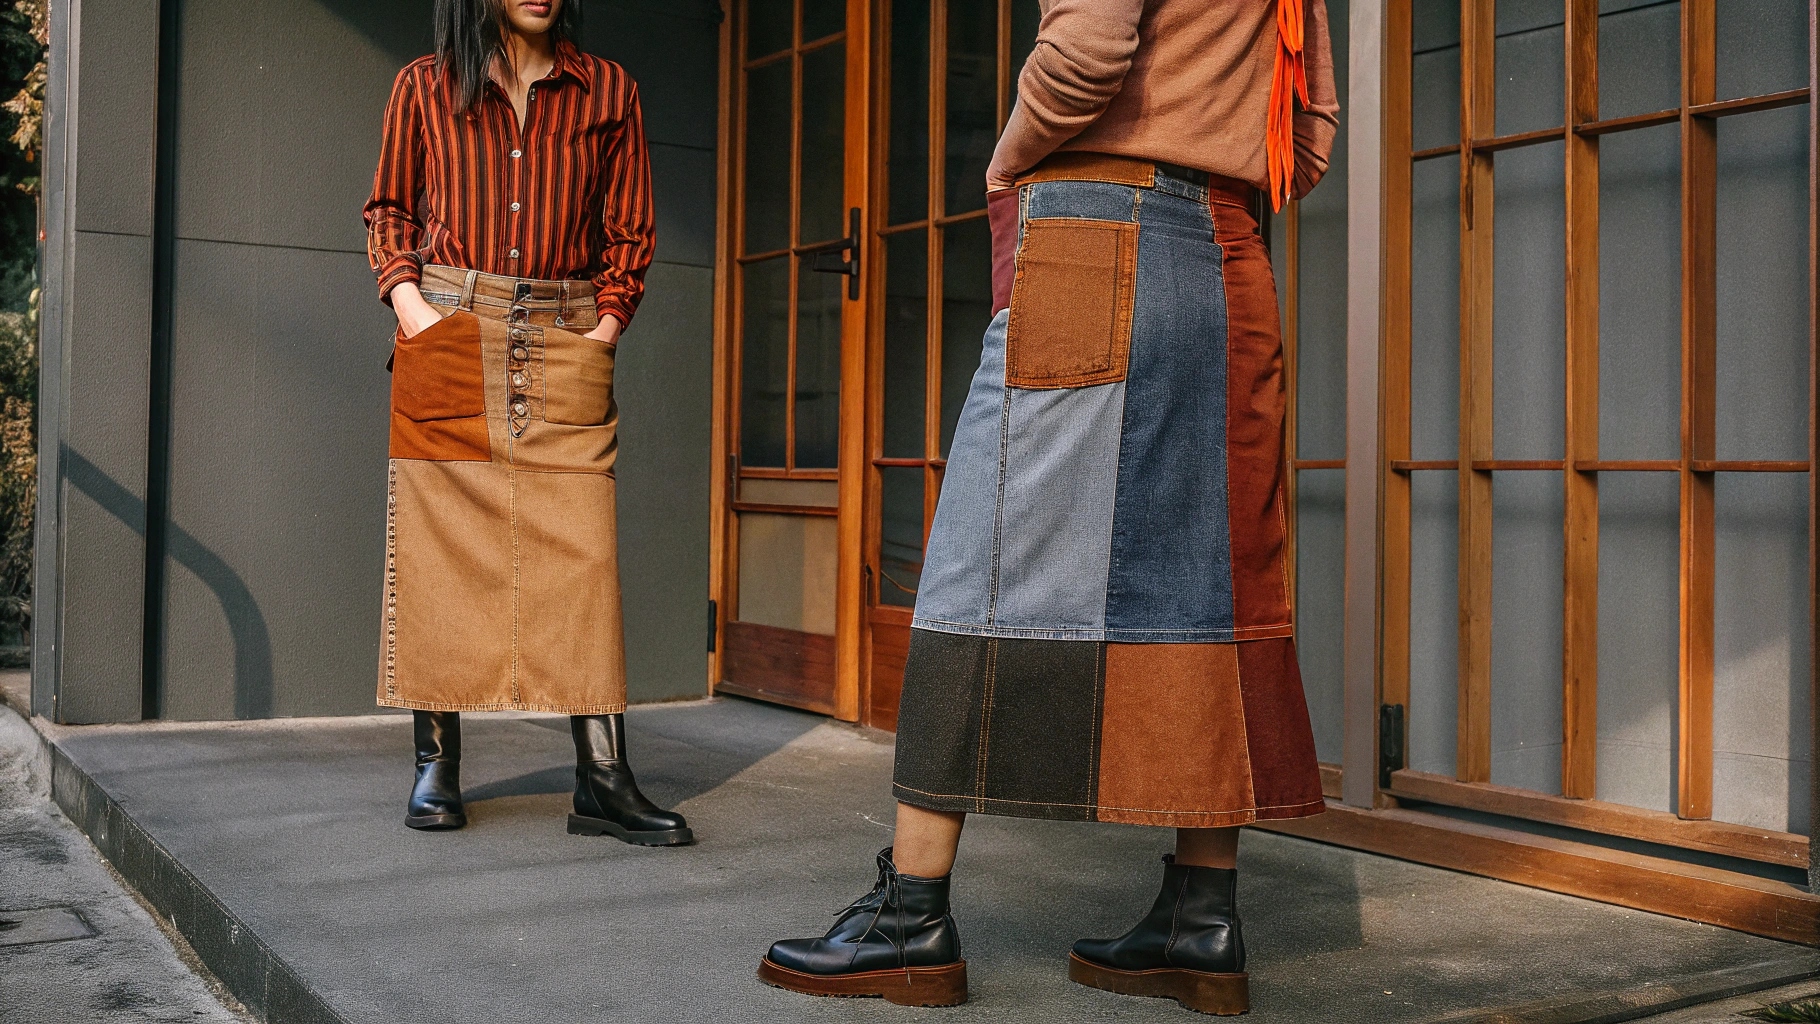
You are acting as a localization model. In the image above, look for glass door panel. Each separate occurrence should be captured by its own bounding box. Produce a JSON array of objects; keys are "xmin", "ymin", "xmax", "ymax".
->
[{"xmin": 722, "ymin": 0, "xmax": 863, "ymax": 715}]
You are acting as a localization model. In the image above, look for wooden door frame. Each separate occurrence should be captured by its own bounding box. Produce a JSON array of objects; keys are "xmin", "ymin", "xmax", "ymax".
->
[{"xmin": 709, "ymin": 0, "xmax": 872, "ymax": 723}]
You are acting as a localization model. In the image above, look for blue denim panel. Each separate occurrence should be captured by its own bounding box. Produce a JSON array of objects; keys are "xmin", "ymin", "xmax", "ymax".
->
[
  {"xmin": 1021, "ymin": 179, "xmax": 1140, "ymax": 224},
  {"xmin": 989, "ymin": 380, "xmax": 1125, "ymax": 636},
  {"xmin": 1103, "ymin": 187, "xmax": 1238, "ymax": 640},
  {"xmin": 913, "ymin": 309, "xmax": 1009, "ymax": 632}
]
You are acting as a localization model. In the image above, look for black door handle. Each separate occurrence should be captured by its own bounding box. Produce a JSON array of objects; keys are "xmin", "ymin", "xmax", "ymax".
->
[{"xmin": 806, "ymin": 207, "xmax": 861, "ymax": 300}]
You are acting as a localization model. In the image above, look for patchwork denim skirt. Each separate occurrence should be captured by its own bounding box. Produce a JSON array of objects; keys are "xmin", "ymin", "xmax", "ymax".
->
[{"xmin": 892, "ymin": 154, "xmax": 1325, "ymax": 828}]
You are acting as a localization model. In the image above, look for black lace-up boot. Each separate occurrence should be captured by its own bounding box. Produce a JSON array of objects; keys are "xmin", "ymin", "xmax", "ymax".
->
[
  {"xmin": 759, "ymin": 848, "xmax": 967, "ymax": 1006},
  {"xmin": 566, "ymin": 714, "xmax": 693, "ymax": 847},
  {"xmin": 405, "ymin": 710, "xmax": 466, "ymax": 830},
  {"xmin": 1070, "ymin": 856, "xmax": 1248, "ymax": 1015}
]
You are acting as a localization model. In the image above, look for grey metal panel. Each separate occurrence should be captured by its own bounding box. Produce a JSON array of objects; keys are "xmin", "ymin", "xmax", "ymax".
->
[
  {"xmin": 156, "ymin": 240, "xmax": 390, "ymax": 721},
  {"xmin": 1489, "ymin": 470, "xmax": 1564, "ymax": 795},
  {"xmin": 56, "ymin": 230, "xmax": 156, "ymax": 723},
  {"xmin": 1595, "ymin": 472, "xmax": 1677, "ymax": 813},
  {"xmin": 1408, "ymin": 471, "xmax": 1459, "ymax": 777},
  {"xmin": 1713, "ymin": 473, "xmax": 1812, "ymax": 834},
  {"xmin": 68, "ymin": 0, "xmax": 161, "ymax": 237},
  {"xmin": 616, "ymin": 262, "xmax": 714, "ymax": 705},
  {"xmin": 1716, "ymin": 0, "xmax": 1810, "ymax": 101},
  {"xmin": 581, "ymin": 2, "xmax": 722, "ymax": 152},
  {"xmin": 1492, "ymin": 141, "xmax": 1566, "ymax": 460},
  {"xmin": 1297, "ymin": 468, "xmax": 1345, "ymax": 764},
  {"xmin": 1598, "ymin": 123, "xmax": 1680, "ymax": 461},
  {"xmin": 1494, "ymin": 13, "xmax": 1564, "ymax": 138},
  {"xmin": 649, "ymin": 143, "xmax": 719, "ymax": 271},
  {"xmin": 1597, "ymin": 1, "xmax": 1679, "ymax": 121},
  {"xmin": 1715, "ymin": 106, "xmax": 1810, "ymax": 462},
  {"xmin": 1410, "ymin": 159, "xmax": 1459, "ymax": 460},
  {"xmin": 1296, "ymin": 0, "xmax": 1349, "ymax": 464},
  {"xmin": 1294, "ymin": 0, "xmax": 1348, "ymax": 763},
  {"xmin": 170, "ymin": 0, "xmax": 429, "ymax": 253}
]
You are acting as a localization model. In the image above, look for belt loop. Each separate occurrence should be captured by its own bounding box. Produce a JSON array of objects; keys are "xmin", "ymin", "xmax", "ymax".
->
[
  {"xmin": 561, "ymin": 280, "xmax": 571, "ymax": 317},
  {"xmin": 458, "ymin": 270, "xmax": 478, "ymax": 311}
]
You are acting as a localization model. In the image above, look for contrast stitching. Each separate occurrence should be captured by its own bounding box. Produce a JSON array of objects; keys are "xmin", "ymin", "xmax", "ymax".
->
[
  {"xmin": 508, "ymin": 467, "xmax": 522, "ymax": 705},
  {"xmin": 383, "ymin": 461, "xmax": 399, "ymax": 698},
  {"xmin": 975, "ymin": 638, "xmax": 998, "ymax": 812}
]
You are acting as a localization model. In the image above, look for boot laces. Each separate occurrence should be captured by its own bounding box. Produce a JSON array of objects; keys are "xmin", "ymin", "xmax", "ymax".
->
[{"xmin": 830, "ymin": 850, "xmax": 910, "ymax": 973}]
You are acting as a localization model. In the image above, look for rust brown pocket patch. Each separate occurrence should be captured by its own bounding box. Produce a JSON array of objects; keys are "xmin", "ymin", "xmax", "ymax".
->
[
  {"xmin": 1004, "ymin": 217, "xmax": 1137, "ymax": 389},
  {"xmin": 390, "ymin": 311, "xmax": 491, "ymax": 462},
  {"xmin": 542, "ymin": 328, "xmax": 617, "ymax": 426},
  {"xmin": 392, "ymin": 312, "xmax": 485, "ymax": 421}
]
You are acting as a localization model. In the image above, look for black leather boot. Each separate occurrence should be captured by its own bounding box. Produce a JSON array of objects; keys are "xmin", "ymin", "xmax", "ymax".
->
[
  {"xmin": 405, "ymin": 710, "xmax": 466, "ymax": 830},
  {"xmin": 758, "ymin": 848, "xmax": 968, "ymax": 1007},
  {"xmin": 1070, "ymin": 856, "xmax": 1248, "ymax": 1015},
  {"xmin": 566, "ymin": 714, "xmax": 693, "ymax": 847}
]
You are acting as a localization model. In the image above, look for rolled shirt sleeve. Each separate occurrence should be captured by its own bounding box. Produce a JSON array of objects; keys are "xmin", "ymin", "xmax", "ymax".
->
[
  {"xmin": 591, "ymin": 82, "xmax": 656, "ymax": 329},
  {"xmin": 364, "ymin": 68, "xmax": 428, "ymax": 304}
]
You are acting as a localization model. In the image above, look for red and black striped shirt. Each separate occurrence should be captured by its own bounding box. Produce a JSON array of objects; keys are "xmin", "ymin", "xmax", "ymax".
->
[{"xmin": 364, "ymin": 42, "xmax": 655, "ymax": 327}]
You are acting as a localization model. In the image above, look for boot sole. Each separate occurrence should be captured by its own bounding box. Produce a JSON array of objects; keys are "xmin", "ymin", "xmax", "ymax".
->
[
  {"xmin": 757, "ymin": 958, "xmax": 968, "ymax": 1007},
  {"xmin": 567, "ymin": 813, "xmax": 694, "ymax": 847},
  {"xmin": 1068, "ymin": 952, "xmax": 1249, "ymax": 1016},
  {"xmin": 405, "ymin": 813, "xmax": 466, "ymax": 830}
]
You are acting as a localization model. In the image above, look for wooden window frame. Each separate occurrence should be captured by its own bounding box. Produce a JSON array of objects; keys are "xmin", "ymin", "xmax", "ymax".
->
[{"xmin": 1377, "ymin": 0, "xmax": 1815, "ymax": 855}]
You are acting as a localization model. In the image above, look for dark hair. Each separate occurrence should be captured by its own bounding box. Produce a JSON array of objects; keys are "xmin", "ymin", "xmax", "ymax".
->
[{"xmin": 434, "ymin": 0, "xmax": 583, "ymax": 111}]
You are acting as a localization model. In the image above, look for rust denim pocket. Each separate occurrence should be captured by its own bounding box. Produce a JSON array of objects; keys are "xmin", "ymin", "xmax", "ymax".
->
[
  {"xmin": 391, "ymin": 311, "xmax": 485, "ymax": 421},
  {"xmin": 1004, "ymin": 217, "xmax": 1138, "ymax": 389},
  {"xmin": 542, "ymin": 328, "xmax": 617, "ymax": 426}
]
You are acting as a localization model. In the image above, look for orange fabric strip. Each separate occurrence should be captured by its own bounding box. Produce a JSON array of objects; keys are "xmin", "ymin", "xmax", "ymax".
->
[{"xmin": 1266, "ymin": 0, "xmax": 1309, "ymax": 211}]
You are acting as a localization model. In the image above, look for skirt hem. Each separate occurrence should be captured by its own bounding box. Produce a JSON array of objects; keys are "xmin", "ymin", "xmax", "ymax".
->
[
  {"xmin": 908, "ymin": 618, "xmax": 1296, "ymax": 643},
  {"xmin": 892, "ymin": 783, "xmax": 1327, "ymax": 828},
  {"xmin": 377, "ymin": 696, "xmax": 628, "ymax": 715}
]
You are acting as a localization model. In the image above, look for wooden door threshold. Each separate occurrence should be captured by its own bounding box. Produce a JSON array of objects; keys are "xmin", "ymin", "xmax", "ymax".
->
[{"xmin": 1254, "ymin": 800, "xmax": 1820, "ymax": 947}]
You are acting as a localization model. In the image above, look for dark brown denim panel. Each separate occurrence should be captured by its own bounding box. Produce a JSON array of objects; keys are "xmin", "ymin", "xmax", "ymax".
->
[
  {"xmin": 1004, "ymin": 218, "xmax": 1137, "ymax": 389},
  {"xmin": 389, "ymin": 311, "xmax": 492, "ymax": 462},
  {"xmin": 892, "ymin": 629, "xmax": 990, "ymax": 810}
]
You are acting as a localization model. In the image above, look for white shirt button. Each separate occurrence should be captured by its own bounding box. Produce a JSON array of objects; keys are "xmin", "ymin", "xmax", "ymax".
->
[
  {"xmin": 509, "ymin": 248, "xmax": 520, "ymax": 259},
  {"xmin": 510, "ymin": 202, "xmax": 521, "ymax": 212},
  {"xmin": 511, "ymin": 149, "xmax": 522, "ymax": 158}
]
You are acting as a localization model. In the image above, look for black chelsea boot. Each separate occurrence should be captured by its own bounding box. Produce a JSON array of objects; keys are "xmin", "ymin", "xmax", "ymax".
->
[
  {"xmin": 759, "ymin": 847, "xmax": 968, "ymax": 1007},
  {"xmin": 1070, "ymin": 856, "xmax": 1248, "ymax": 1015},
  {"xmin": 405, "ymin": 710, "xmax": 467, "ymax": 830},
  {"xmin": 566, "ymin": 713, "xmax": 693, "ymax": 846}
]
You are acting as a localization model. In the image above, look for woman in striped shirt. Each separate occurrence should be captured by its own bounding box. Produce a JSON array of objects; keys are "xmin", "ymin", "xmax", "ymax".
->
[{"xmin": 364, "ymin": 0, "xmax": 689, "ymax": 847}]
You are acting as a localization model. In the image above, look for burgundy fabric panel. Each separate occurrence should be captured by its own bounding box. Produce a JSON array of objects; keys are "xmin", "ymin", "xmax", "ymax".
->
[
  {"xmin": 1236, "ymin": 636, "xmax": 1324, "ymax": 818},
  {"xmin": 989, "ymin": 187, "xmax": 1019, "ymax": 316},
  {"xmin": 1215, "ymin": 198, "xmax": 1293, "ymax": 634}
]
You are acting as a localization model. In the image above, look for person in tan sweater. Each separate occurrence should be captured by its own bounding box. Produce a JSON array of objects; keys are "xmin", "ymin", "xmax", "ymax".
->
[{"xmin": 760, "ymin": 2, "xmax": 1339, "ymax": 1015}]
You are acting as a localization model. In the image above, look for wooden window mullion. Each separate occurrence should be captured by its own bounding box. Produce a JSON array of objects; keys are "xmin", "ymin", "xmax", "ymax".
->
[
  {"xmin": 1677, "ymin": 0, "xmax": 1718, "ymax": 822},
  {"xmin": 1457, "ymin": 0, "xmax": 1497, "ymax": 784},
  {"xmin": 1562, "ymin": 0, "xmax": 1602, "ymax": 800}
]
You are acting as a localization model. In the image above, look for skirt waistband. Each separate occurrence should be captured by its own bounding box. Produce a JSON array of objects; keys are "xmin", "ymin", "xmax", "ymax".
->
[
  {"xmin": 1016, "ymin": 152, "xmax": 1258, "ymax": 210},
  {"xmin": 420, "ymin": 265, "xmax": 598, "ymax": 319}
]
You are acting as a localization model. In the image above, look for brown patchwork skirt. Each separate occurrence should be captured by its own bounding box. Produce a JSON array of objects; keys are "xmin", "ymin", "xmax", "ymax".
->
[
  {"xmin": 378, "ymin": 266, "xmax": 626, "ymax": 714},
  {"xmin": 892, "ymin": 155, "xmax": 1325, "ymax": 828}
]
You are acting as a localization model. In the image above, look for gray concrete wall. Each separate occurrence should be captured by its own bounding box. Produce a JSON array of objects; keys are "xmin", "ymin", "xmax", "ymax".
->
[{"xmin": 38, "ymin": 0, "xmax": 720, "ymax": 722}]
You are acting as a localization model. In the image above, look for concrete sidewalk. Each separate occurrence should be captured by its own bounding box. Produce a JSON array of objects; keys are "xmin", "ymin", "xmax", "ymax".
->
[{"xmin": 32, "ymin": 696, "xmax": 1820, "ymax": 1024}]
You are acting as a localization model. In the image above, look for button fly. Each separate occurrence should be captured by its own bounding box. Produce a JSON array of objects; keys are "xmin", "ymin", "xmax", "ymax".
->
[{"xmin": 512, "ymin": 346, "xmax": 528, "ymax": 360}]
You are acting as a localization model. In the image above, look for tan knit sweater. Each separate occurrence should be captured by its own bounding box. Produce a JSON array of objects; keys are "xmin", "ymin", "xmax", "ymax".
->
[{"xmin": 990, "ymin": 0, "xmax": 1340, "ymax": 198}]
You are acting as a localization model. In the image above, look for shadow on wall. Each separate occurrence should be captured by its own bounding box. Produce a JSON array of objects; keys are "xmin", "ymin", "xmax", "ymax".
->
[{"xmin": 62, "ymin": 446, "xmax": 273, "ymax": 719}]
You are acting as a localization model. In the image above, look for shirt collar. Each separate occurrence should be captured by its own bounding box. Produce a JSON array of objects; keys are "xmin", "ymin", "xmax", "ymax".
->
[{"xmin": 548, "ymin": 41, "xmax": 593, "ymax": 91}]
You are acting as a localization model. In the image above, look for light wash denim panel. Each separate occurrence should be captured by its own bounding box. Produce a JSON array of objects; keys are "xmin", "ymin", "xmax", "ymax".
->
[{"xmin": 913, "ymin": 173, "xmax": 1250, "ymax": 642}]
